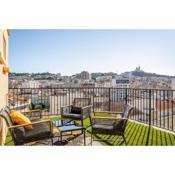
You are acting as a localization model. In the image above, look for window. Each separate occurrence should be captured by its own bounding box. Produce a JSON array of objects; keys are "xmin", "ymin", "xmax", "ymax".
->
[{"xmin": 3, "ymin": 35, "xmax": 6, "ymax": 60}]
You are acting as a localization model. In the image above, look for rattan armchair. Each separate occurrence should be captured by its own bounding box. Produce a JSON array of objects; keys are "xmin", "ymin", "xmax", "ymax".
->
[
  {"xmin": 90, "ymin": 104, "xmax": 134, "ymax": 145},
  {"xmin": 0, "ymin": 106, "xmax": 54, "ymax": 146},
  {"xmin": 61, "ymin": 98, "xmax": 92, "ymax": 128}
]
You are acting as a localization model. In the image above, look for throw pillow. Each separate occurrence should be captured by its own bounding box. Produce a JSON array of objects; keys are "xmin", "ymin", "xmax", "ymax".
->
[
  {"xmin": 71, "ymin": 106, "xmax": 81, "ymax": 114},
  {"xmin": 10, "ymin": 110, "xmax": 33, "ymax": 129}
]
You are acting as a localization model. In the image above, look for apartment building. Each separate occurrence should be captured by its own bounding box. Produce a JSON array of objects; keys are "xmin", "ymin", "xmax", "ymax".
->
[
  {"xmin": 115, "ymin": 79, "xmax": 130, "ymax": 88},
  {"xmin": 21, "ymin": 80, "xmax": 40, "ymax": 88},
  {"xmin": 172, "ymin": 78, "xmax": 175, "ymax": 90},
  {"xmin": 76, "ymin": 71, "xmax": 91, "ymax": 80}
]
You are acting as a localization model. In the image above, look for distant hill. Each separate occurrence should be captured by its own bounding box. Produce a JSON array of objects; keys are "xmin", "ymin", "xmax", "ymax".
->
[
  {"xmin": 122, "ymin": 70, "xmax": 175, "ymax": 78},
  {"xmin": 9, "ymin": 72, "xmax": 53, "ymax": 76}
]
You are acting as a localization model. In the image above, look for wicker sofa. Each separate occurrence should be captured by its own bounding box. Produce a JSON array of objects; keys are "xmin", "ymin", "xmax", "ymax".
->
[{"xmin": 0, "ymin": 106, "xmax": 54, "ymax": 145}]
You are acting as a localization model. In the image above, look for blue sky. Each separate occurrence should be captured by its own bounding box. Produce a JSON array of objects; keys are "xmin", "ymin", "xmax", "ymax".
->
[{"xmin": 9, "ymin": 29, "xmax": 175, "ymax": 76}]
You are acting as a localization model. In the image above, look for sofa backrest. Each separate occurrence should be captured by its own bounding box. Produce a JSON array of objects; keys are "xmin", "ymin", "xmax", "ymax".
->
[{"xmin": 0, "ymin": 106, "xmax": 14, "ymax": 127}]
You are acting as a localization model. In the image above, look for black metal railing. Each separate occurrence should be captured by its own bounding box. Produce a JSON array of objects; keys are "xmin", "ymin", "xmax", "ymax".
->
[{"xmin": 9, "ymin": 87, "xmax": 175, "ymax": 132}]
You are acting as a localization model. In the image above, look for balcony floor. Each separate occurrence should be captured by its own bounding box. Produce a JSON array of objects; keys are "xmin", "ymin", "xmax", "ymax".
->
[{"xmin": 5, "ymin": 113, "xmax": 175, "ymax": 146}]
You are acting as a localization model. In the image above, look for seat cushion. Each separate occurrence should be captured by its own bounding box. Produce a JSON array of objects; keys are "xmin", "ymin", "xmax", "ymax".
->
[
  {"xmin": 14, "ymin": 127, "xmax": 26, "ymax": 139},
  {"xmin": 92, "ymin": 124, "xmax": 115, "ymax": 134},
  {"xmin": 25, "ymin": 122, "xmax": 52, "ymax": 141},
  {"xmin": 94, "ymin": 119, "xmax": 116, "ymax": 125},
  {"xmin": 14, "ymin": 122, "xmax": 53, "ymax": 145},
  {"xmin": 92, "ymin": 120, "xmax": 127, "ymax": 135},
  {"xmin": 62, "ymin": 113, "xmax": 83, "ymax": 120}
]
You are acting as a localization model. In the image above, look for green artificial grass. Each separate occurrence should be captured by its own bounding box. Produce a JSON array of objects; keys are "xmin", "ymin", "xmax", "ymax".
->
[
  {"xmin": 5, "ymin": 113, "xmax": 175, "ymax": 146},
  {"xmin": 5, "ymin": 132, "xmax": 14, "ymax": 146},
  {"xmin": 83, "ymin": 113, "xmax": 175, "ymax": 146}
]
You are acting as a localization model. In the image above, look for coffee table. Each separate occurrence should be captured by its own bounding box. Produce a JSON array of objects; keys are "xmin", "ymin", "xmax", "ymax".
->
[{"xmin": 53, "ymin": 119, "xmax": 86, "ymax": 146}]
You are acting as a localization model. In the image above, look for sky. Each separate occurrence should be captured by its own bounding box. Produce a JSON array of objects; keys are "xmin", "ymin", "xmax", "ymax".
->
[{"xmin": 9, "ymin": 29, "xmax": 175, "ymax": 76}]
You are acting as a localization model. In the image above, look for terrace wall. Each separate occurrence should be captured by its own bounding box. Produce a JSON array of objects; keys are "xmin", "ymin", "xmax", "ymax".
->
[{"xmin": 0, "ymin": 30, "xmax": 10, "ymax": 110}]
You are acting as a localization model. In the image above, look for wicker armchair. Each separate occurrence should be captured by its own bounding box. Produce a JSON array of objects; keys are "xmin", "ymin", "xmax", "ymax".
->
[
  {"xmin": 0, "ymin": 106, "xmax": 54, "ymax": 146},
  {"xmin": 91, "ymin": 104, "xmax": 134, "ymax": 145},
  {"xmin": 61, "ymin": 98, "xmax": 92, "ymax": 128}
]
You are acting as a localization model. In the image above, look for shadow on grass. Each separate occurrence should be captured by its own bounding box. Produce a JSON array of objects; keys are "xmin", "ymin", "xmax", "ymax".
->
[
  {"xmin": 145, "ymin": 125, "xmax": 151, "ymax": 146},
  {"xmin": 91, "ymin": 121, "xmax": 175, "ymax": 146},
  {"xmin": 93, "ymin": 134, "xmax": 125, "ymax": 146}
]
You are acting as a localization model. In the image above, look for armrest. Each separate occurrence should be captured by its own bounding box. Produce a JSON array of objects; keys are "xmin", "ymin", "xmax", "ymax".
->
[
  {"xmin": 94, "ymin": 111, "xmax": 124, "ymax": 114},
  {"xmin": 109, "ymin": 111, "xmax": 124, "ymax": 115},
  {"xmin": 8, "ymin": 119, "xmax": 51, "ymax": 129},
  {"xmin": 81, "ymin": 105, "xmax": 92, "ymax": 110},
  {"xmin": 91, "ymin": 116, "xmax": 128, "ymax": 121}
]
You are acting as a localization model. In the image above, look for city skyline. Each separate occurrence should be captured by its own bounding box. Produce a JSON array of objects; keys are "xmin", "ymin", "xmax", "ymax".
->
[
  {"xmin": 9, "ymin": 67, "xmax": 175, "ymax": 78},
  {"xmin": 9, "ymin": 29, "xmax": 175, "ymax": 76}
]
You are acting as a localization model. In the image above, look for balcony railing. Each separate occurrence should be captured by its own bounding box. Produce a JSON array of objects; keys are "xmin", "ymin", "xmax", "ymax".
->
[{"xmin": 9, "ymin": 87, "xmax": 175, "ymax": 132}]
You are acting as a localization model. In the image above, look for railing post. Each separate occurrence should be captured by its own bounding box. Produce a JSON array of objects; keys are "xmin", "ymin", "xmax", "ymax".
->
[
  {"xmin": 69, "ymin": 88, "xmax": 70, "ymax": 106},
  {"xmin": 125, "ymin": 88, "xmax": 128, "ymax": 105},
  {"xmin": 149, "ymin": 89, "xmax": 152, "ymax": 126},
  {"xmin": 93, "ymin": 88, "xmax": 95, "ymax": 114},
  {"xmin": 109, "ymin": 88, "xmax": 111, "ymax": 112}
]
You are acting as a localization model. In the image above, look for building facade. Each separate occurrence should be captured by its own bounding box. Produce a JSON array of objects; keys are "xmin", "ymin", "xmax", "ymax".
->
[
  {"xmin": 0, "ymin": 30, "xmax": 10, "ymax": 110},
  {"xmin": 172, "ymin": 78, "xmax": 175, "ymax": 90},
  {"xmin": 115, "ymin": 79, "xmax": 130, "ymax": 89},
  {"xmin": 21, "ymin": 80, "xmax": 40, "ymax": 88},
  {"xmin": 79, "ymin": 71, "xmax": 91, "ymax": 80},
  {"xmin": 0, "ymin": 29, "xmax": 10, "ymax": 145}
]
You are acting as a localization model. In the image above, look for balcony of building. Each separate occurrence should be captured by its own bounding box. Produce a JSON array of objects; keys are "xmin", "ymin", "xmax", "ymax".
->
[{"xmin": 3, "ymin": 87, "xmax": 175, "ymax": 146}]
